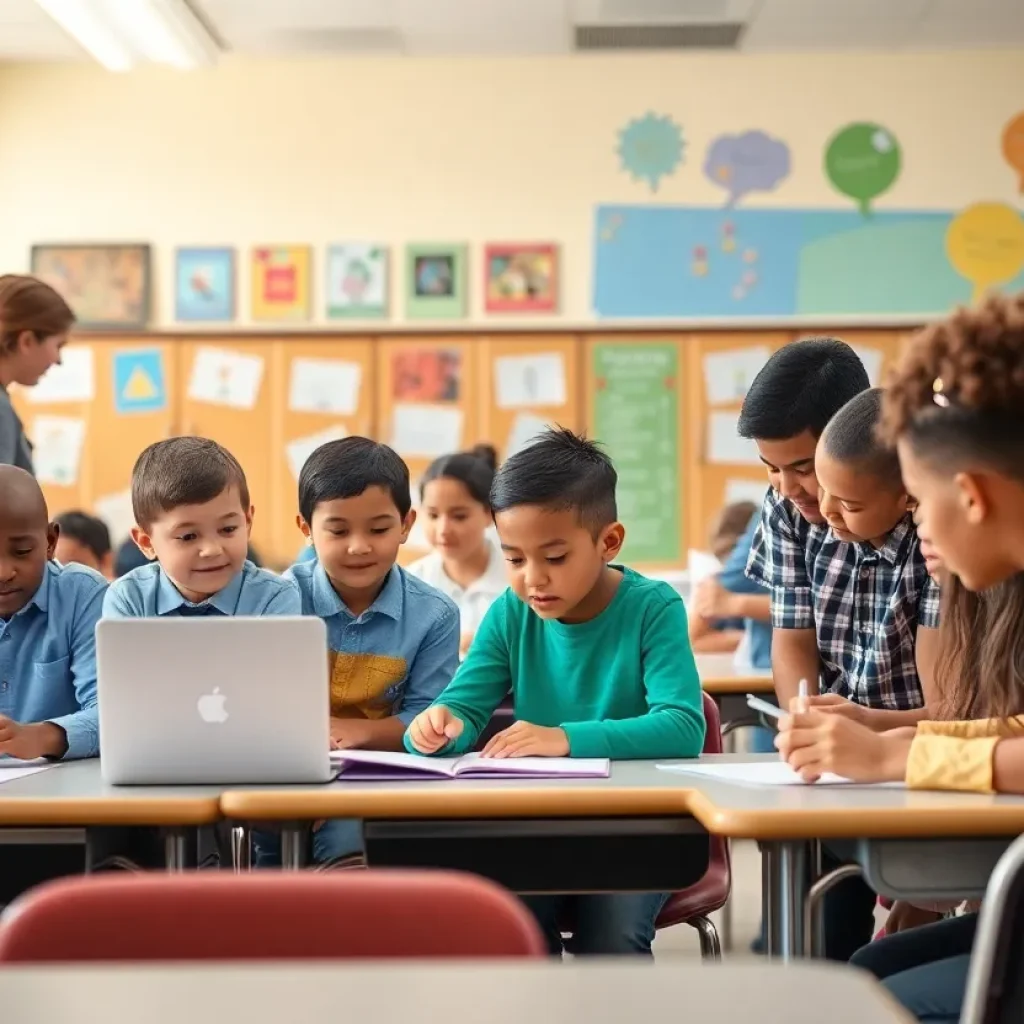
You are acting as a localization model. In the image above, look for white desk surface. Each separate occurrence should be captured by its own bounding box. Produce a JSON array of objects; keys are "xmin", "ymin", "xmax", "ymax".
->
[{"xmin": 3, "ymin": 960, "xmax": 914, "ymax": 1024}]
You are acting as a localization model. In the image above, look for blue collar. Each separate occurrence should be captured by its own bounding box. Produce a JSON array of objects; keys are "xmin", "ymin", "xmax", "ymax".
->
[
  {"xmin": 310, "ymin": 562, "xmax": 403, "ymax": 621},
  {"xmin": 155, "ymin": 563, "xmax": 246, "ymax": 615}
]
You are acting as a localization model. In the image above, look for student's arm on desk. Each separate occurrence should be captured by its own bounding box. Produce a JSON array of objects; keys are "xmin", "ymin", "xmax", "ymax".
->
[
  {"xmin": 772, "ymin": 628, "xmax": 821, "ymax": 706},
  {"xmin": 688, "ymin": 609, "xmax": 744, "ymax": 654}
]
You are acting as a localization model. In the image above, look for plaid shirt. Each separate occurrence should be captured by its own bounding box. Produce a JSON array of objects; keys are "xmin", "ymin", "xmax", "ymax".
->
[{"xmin": 745, "ymin": 490, "xmax": 940, "ymax": 711}]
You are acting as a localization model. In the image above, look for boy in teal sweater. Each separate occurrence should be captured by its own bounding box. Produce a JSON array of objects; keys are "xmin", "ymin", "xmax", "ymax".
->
[{"xmin": 406, "ymin": 428, "xmax": 705, "ymax": 956}]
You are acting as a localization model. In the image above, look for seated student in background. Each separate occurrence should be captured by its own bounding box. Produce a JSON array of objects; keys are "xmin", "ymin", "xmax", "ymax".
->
[
  {"xmin": 778, "ymin": 293, "xmax": 1024, "ymax": 1024},
  {"xmin": 0, "ymin": 467, "xmax": 104, "ymax": 762},
  {"xmin": 406, "ymin": 429, "xmax": 705, "ymax": 956},
  {"xmin": 256, "ymin": 437, "xmax": 459, "ymax": 869},
  {"xmin": 103, "ymin": 437, "xmax": 294, "ymax": 618},
  {"xmin": 54, "ymin": 510, "xmax": 113, "ymax": 578},
  {"xmin": 406, "ymin": 443, "xmax": 506, "ymax": 657},
  {"xmin": 688, "ymin": 499, "xmax": 761, "ymax": 655}
]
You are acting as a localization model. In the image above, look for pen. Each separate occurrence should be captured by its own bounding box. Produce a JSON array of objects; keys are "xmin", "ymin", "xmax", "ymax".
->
[
  {"xmin": 797, "ymin": 677, "xmax": 809, "ymax": 712},
  {"xmin": 745, "ymin": 694, "xmax": 784, "ymax": 720}
]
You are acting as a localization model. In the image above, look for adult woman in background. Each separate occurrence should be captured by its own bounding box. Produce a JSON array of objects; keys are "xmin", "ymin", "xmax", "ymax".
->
[{"xmin": 0, "ymin": 274, "xmax": 75, "ymax": 472}]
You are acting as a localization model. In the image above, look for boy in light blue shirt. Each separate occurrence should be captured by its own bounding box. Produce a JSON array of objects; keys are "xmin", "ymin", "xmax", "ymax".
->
[
  {"xmin": 103, "ymin": 437, "xmax": 299, "ymax": 619},
  {"xmin": 254, "ymin": 437, "xmax": 459, "ymax": 868}
]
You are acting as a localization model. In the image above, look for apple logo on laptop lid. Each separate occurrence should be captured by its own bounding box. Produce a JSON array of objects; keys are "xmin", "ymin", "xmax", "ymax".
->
[{"xmin": 197, "ymin": 687, "xmax": 229, "ymax": 724}]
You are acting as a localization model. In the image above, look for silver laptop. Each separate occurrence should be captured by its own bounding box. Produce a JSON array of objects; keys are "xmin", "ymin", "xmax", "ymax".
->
[{"xmin": 97, "ymin": 617, "xmax": 332, "ymax": 785}]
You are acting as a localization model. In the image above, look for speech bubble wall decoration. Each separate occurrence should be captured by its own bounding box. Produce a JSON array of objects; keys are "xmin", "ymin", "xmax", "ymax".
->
[
  {"xmin": 825, "ymin": 122, "xmax": 901, "ymax": 216},
  {"xmin": 703, "ymin": 130, "xmax": 791, "ymax": 208},
  {"xmin": 616, "ymin": 112, "xmax": 685, "ymax": 193},
  {"xmin": 1002, "ymin": 112, "xmax": 1024, "ymax": 194}
]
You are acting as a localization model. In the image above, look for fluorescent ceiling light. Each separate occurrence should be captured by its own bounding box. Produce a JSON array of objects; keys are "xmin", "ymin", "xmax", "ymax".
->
[{"xmin": 34, "ymin": 0, "xmax": 219, "ymax": 72}]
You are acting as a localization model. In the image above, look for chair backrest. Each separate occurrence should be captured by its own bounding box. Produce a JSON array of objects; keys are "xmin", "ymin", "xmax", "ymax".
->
[
  {"xmin": 960, "ymin": 833, "xmax": 1024, "ymax": 1024},
  {"xmin": 0, "ymin": 869, "xmax": 545, "ymax": 963},
  {"xmin": 701, "ymin": 692, "xmax": 724, "ymax": 754}
]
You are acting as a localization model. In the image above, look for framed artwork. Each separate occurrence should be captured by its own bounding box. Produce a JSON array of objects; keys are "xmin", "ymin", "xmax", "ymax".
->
[
  {"xmin": 175, "ymin": 247, "xmax": 235, "ymax": 322},
  {"xmin": 31, "ymin": 243, "xmax": 151, "ymax": 330},
  {"xmin": 405, "ymin": 243, "xmax": 467, "ymax": 319},
  {"xmin": 251, "ymin": 245, "xmax": 312, "ymax": 321},
  {"xmin": 484, "ymin": 243, "xmax": 558, "ymax": 313},
  {"xmin": 326, "ymin": 244, "xmax": 388, "ymax": 319}
]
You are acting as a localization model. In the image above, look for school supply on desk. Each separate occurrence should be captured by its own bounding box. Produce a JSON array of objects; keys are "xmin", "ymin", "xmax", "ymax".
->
[
  {"xmin": 656, "ymin": 760, "xmax": 904, "ymax": 788},
  {"xmin": 0, "ymin": 760, "xmax": 57, "ymax": 785},
  {"xmin": 331, "ymin": 749, "xmax": 610, "ymax": 781}
]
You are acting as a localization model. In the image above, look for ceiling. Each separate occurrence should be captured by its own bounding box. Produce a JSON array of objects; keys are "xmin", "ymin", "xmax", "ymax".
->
[{"xmin": 3, "ymin": 0, "xmax": 1024, "ymax": 62}]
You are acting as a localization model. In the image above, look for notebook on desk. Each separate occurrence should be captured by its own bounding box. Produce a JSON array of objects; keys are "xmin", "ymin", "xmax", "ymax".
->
[{"xmin": 331, "ymin": 749, "xmax": 611, "ymax": 781}]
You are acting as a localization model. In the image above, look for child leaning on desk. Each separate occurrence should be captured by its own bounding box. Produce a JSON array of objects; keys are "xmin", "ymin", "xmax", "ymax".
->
[
  {"xmin": 405, "ymin": 428, "xmax": 706, "ymax": 957},
  {"xmin": 776, "ymin": 293, "xmax": 1024, "ymax": 1024}
]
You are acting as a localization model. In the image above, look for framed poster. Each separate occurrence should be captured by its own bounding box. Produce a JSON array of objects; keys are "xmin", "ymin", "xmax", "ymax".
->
[
  {"xmin": 405, "ymin": 243, "xmax": 467, "ymax": 319},
  {"xmin": 326, "ymin": 244, "xmax": 388, "ymax": 318},
  {"xmin": 251, "ymin": 245, "xmax": 312, "ymax": 321},
  {"xmin": 175, "ymin": 247, "xmax": 235, "ymax": 322},
  {"xmin": 484, "ymin": 243, "xmax": 558, "ymax": 313}
]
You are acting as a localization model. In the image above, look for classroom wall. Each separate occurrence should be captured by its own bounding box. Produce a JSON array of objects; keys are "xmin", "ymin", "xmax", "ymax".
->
[{"xmin": 0, "ymin": 51, "xmax": 1021, "ymax": 327}]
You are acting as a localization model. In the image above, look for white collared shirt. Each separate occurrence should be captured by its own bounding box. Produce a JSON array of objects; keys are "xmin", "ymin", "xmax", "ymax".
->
[{"xmin": 406, "ymin": 539, "xmax": 508, "ymax": 640}]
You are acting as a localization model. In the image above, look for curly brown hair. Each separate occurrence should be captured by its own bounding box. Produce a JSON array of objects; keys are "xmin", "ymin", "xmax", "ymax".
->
[{"xmin": 878, "ymin": 292, "xmax": 1024, "ymax": 477}]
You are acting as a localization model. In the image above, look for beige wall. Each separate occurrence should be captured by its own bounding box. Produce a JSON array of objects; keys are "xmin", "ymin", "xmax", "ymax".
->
[{"xmin": 0, "ymin": 50, "xmax": 1021, "ymax": 327}]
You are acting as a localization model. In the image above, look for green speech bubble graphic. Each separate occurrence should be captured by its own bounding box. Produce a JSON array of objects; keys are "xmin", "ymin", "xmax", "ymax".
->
[{"xmin": 824, "ymin": 122, "xmax": 901, "ymax": 216}]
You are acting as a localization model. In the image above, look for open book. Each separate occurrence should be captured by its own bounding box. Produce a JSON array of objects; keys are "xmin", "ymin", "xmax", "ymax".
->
[{"xmin": 330, "ymin": 749, "xmax": 610, "ymax": 781}]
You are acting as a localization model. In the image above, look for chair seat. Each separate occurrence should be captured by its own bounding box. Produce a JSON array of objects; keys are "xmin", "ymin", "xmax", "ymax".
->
[{"xmin": 655, "ymin": 837, "xmax": 730, "ymax": 928}]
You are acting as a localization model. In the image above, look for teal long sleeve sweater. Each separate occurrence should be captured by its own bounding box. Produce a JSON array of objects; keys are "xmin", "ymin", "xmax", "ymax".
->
[{"xmin": 404, "ymin": 567, "xmax": 706, "ymax": 760}]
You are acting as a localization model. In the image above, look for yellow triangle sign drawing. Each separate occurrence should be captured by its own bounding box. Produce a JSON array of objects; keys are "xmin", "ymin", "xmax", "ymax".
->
[{"xmin": 123, "ymin": 366, "xmax": 158, "ymax": 401}]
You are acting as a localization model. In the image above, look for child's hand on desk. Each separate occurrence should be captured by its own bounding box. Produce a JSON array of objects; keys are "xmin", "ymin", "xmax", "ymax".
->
[
  {"xmin": 0, "ymin": 716, "xmax": 64, "ymax": 760},
  {"xmin": 407, "ymin": 707, "xmax": 463, "ymax": 754},
  {"xmin": 482, "ymin": 722, "xmax": 569, "ymax": 759},
  {"xmin": 775, "ymin": 709, "xmax": 912, "ymax": 783},
  {"xmin": 330, "ymin": 717, "xmax": 375, "ymax": 751}
]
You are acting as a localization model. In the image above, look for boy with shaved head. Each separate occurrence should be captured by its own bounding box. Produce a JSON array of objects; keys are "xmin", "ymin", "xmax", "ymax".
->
[{"xmin": 0, "ymin": 465, "xmax": 105, "ymax": 762}]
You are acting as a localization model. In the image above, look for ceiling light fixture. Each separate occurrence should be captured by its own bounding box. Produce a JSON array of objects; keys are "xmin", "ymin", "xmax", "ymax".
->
[{"xmin": 34, "ymin": 0, "xmax": 219, "ymax": 72}]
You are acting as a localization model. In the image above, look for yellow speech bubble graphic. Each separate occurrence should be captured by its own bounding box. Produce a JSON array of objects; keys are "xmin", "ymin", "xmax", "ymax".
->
[
  {"xmin": 946, "ymin": 202, "xmax": 1024, "ymax": 302},
  {"xmin": 1002, "ymin": 112, "xmax": 1024, "ymax": 193}
]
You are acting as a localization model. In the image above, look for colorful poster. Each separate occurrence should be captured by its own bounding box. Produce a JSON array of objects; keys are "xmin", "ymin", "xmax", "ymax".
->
[
  {"xmin": 113, "ymin": 349, "xmax": 166, "ymax": 415},
  {"xmin": 591, "ymin": 343, "xmax": 680, "ymax": 564},
  {"xmin": 392, "ymin": 350, "xmax": 460, "ymax": 402},
  {"xmin": 704, "ymin": 131, "xmax": 790, "ymax": 208},
  {"xmin": 251, "ymin": 246, "xmax": 312, "ymax": 321},
  {"xmin": 616, "ymin": 112, "xmax": 684, "ymax": 192},
  {"xmin": 824, "ymin": 123, "xmax": 901, "ymax": 216},
  {"xmin": 405, "ymin": 244, "xmax": 468, "ymax": 319},
  {"xmin": 175, "ymin": 248, "xmax": 234, "ymax": 322},
  {"xmin": 326, "ymin": 244, "xmax": 388, "ymax": 319}
]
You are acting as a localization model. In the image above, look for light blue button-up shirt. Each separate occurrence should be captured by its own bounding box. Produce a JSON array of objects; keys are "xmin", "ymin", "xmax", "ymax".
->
[
  {"xmin": 283, "ymin": 561, "xmax": 459, "ymax": 725},
  {"xmin": 0, "ymin": 561, "xmax": 105, "ymax": 760},
  {"xmin": 102, "ymin": 559, "xmax": 300, "ymax": 618}
]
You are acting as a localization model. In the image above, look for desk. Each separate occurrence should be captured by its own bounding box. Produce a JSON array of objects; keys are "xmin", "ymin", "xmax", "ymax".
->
[
  {"xmin": 695, "ymin": 653, "xmax": 774, "ymax": 739},
  {"xmin": 0, "ymin": 760, "xmax": 223, "ymax": 870},
  {"xmin": 3, "ymin": 960, "xmax": 914, "ymax": 1024}
]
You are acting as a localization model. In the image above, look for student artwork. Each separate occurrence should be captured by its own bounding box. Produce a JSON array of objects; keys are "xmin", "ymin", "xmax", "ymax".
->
[
  {"xmin": 391, "ymin": 349, "xmax": 461, "ymax": 402},
  {"xmin": 31, "ymin": 244, "xmax": 150, "ymax": 330},
  {"xmin": 1002, "ymin": 111, "xmax": 1024, "ymax": 192},
  {"xmin": 616, "ymin": 112, "xmax": 684, "ymax": 193},
  {"xmin": 390, "ymin": 403, "xmax": 463, "ymax": 458},
  {"xmin": 706, "ymin": 411, "xmax": 760, "ymax": 466},
  {"xmin": 288, "ymin": 358, "xmax": 361, "ymax": 416},
  {"xmin": 493, "ymin": 352, "xmax": 567, "ymax": 409},
  {"xmin": 484, "ymin": 244, "xmax": 558, "ymax": 313},
  {"xmin": 824, "ymin": 123, "xmax": 901, "ymax": 217},
  {"xmin": 30, "ymin": 415, "xmax": 86, "ymax": 486},
  {"xmin": 112, "ymin": 348, "xmax": 167, "ymax": 415},
  {"xmin": 405, "ymin": 244, "xmax": 468, "ymax": 319},
  {"xmin": 285, "ymin": 425, "xmax": 348, "ymax": 481},
  {"xmin": 703, "ymin": 130, "xmax": 791, "ymax": 208},
  {"xmin": 25, "ymin": 345, "xmax": 94, "ymax": 404},
  {"xmin": 702, "ymin": 347, "xmax": 771, "ymax": 405},
  {"xmin": 175, "ymin": 248, "xmax": 234, "ymax": 322},
  {"xmin": 945, "ymin": 202, "xmax": 1024, "ymax": 302},
  {"xmin": 325, "ymin": 244, "xmax": 388, "ymax": 319},
  {"xmin": 187, "ymin": 346, "xmax": 264, "ymax": 410},
  {"xmin": 251, "ymin": 246, "xmax": 312, "ymax": 321}
]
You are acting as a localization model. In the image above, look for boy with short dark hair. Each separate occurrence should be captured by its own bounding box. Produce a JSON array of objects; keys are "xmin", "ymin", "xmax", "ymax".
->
[
  {"xmin": 406, "ymin": 428, "xmax": 704, "ymax": 956},
  {"xmin": 54, "ymin": 510, "xmax": 113, "ymax": 578},
  {"xmin": 259, "ymin": 436, "xmax": 459, "ymax": 867},
  {"xmin": 103, "ymin": 437, "xmax": 298, "ymax": 618}
]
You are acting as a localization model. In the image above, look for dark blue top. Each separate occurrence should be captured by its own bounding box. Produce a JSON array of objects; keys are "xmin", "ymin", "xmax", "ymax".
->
[{"xmin": 718, "ymin": 509, "xmax": 772, "ymax": 670}]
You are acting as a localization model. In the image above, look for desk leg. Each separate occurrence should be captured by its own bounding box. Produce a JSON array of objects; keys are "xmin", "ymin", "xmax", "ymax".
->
[
  {"xmin": 164, "ymin": 830, "xmax": 188, "ymax": 873},
  {"xmin": 280, "ymin": 826, "xmax": 306, "ymax": 870},
  {"xmin": 761, "ymin": 840, "xmax": 810, "ymax": 962}
]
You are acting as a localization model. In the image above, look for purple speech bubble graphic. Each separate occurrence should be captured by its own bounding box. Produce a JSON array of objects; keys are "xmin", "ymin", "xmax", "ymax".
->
[{"xmin": 704, "ymin": 130, "xmax": 791, "ymax": 207}]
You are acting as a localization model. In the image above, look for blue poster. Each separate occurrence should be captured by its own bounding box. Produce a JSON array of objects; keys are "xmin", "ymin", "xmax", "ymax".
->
[{"xmin": 113, "ymin": 349, "xmax": 166, "ymax": 415}]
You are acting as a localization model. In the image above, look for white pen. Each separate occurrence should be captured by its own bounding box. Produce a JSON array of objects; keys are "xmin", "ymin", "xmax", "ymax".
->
[
  {"xmin": 745, "ymin": 694, "xmax": 784, "ymax": 720},
  {"xmin": 797, "ymin": 677, "xmax": 809, "ymax": 712}
]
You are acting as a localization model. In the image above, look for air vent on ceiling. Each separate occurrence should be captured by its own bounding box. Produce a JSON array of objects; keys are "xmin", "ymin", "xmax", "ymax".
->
[{"xmin": 575, "ymin": 22, "xmax": 744, "ymax": 50}]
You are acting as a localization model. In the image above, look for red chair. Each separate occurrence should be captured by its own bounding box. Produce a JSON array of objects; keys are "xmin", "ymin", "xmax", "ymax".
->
[{"xmin": 0, "ymin": 869, "xmax": 545, "ymax": 963}]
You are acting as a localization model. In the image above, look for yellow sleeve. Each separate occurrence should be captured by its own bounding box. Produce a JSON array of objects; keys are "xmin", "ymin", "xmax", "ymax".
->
[
  {"xmin": 906, "ymin": 734, "xmax": 1001, "ymax": 792},
  {"xmin": 916, "ymin": 715, "xmax": 1024, "ymax": 739}
]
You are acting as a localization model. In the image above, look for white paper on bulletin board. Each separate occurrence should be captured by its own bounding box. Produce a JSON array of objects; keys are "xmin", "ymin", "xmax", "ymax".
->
[
  {"xmin": 286, "ymin": 425, "xmax": 348, "ymax": 480},
  {"xmin": 706, "ymin": 411, "xmax": 761, "ymax": 466},
  {"xmin": 26, "ymin": 346, "xmax": 94, "ymax": 403},
  {"xmin": 288, "ymin": 358, "xmax": 361, "ymax": 416},
  {"xmin": 390, "ymin": 403, "xmax": 463, "ymax": 457},
  {"xmin": 187, "ymin": 347, "xmax": 264, "ymax": 410},
  {"xmin": 724, "ymin": 478, "xmax": 769, "ymax": 508},
  {"xmin": 93, "ymin": 489, "xmax": 136, "ymax": 547},
  {"xmin": 31, "ymin": 415, "xmax": 86, "ymax": 486},
  {"xmin": 702, "ymin": 346, "xmax": 771, "ymax": 405},
  {"xmin": 494, "ymin": 353, "xmax": 567, "ymax": 409},
  {"xmin": 849, "ymin": 345, "xmax": 884, "ymax": 386}
]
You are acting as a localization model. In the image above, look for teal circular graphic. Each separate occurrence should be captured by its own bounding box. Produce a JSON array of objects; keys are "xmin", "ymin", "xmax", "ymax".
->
[
  {"xmin": 824, "ymin": 122, "xmax": 901, "ymax": 216},
  {"xmin": 617, "ymin": 112, "xmax": 684, "ymax": 193}
]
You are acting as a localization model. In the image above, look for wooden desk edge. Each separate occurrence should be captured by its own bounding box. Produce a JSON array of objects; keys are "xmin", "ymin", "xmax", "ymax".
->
[
  {"xmin": 0, "ymin": 798, "xmax": 222, "ymax": 827},
  {"xmin": 702, "ymin": 677, "xmax": 774, "ymax": 695}
]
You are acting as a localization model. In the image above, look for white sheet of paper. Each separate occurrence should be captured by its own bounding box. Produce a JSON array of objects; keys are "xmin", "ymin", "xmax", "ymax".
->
[
  {"xmin": 288, "ymin": 358, "xmax": 361, "ymax": 416},
  {"xmin": 505, "ymin": 412, "xmax": 550, "ymax": 457},
  {"xmin": 93, "ymin": 489, "xmax": 136, "ymax": 547},
  {"xmin": 850, "ymin": 345, "xmax": 884, "ymax": 386},
  {"xmin": 30, "ymin": 415, "xmax": 86, "ymax": 486},
  {"xmin": 724, "ymin": 478, "xmax": 769, "ymax": 507},
  {"xmin": 707, "ymin": 411, "xmax": 761, "ymax": 466},
  {"xmin": 494, "ymin": 353, "xmax": 567, "ymax": 410},
  {"xmin": 187, "ymin": 347, "xmax": 264, "ymax": 410},
  {"xmin": 657, "ymin": 761, "xmax": 905, "ymax": 788},
  {"xmin": 0, "ymin": 762, "xmax": 57, "ymax": 785},
  {"xmin": 390, "ymin": 403, "xmax": 462, "ymax": 457},
  {"xmin": 687, "ymin": 549, "xmax": 721, "ymax": 585},
  {"xmin": 285, "ymin": 425, "xmax": 348, "ymax": 481},
  {"xmin": 26, "ymin": 346, "xmax": 94, "ymax": 403},
  {"xmin": 703, "ymin": 346, "xmax": 771, "ymax": 404}
]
